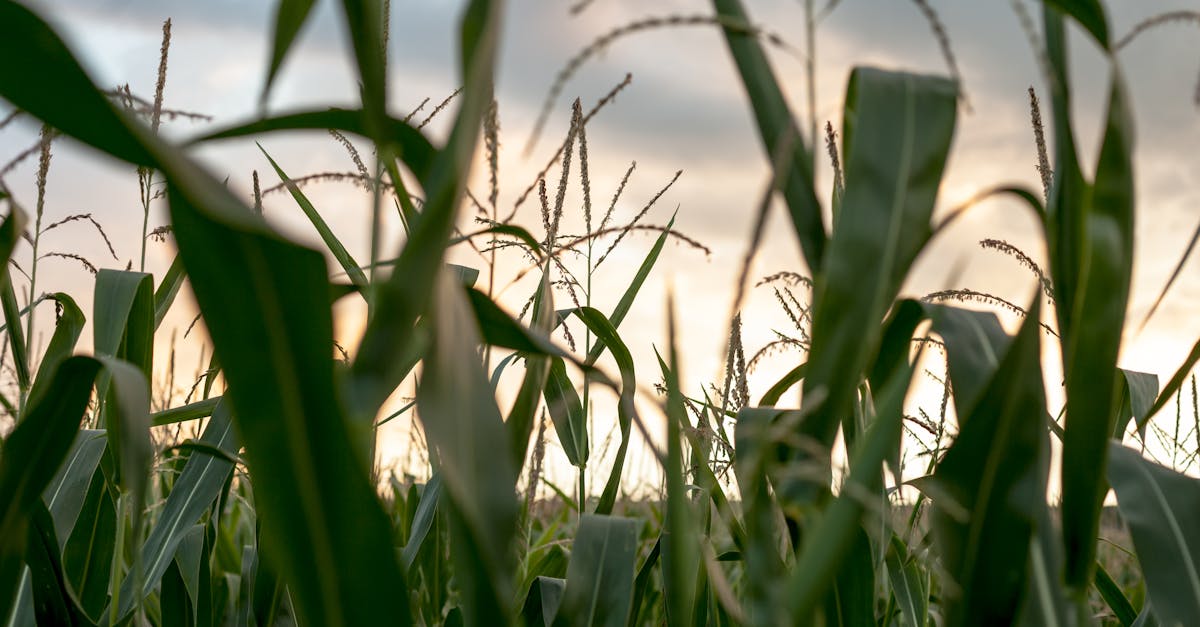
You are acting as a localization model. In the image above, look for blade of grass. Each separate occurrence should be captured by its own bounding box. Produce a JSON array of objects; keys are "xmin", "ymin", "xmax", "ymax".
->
[{"xmin": 259, "ymin": 145, "xmax": 368, "ymax": 288}]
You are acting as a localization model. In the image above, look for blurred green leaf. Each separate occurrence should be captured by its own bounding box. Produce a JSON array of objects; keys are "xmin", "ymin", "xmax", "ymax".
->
[
  {"xmin": 710, "ymin": 0, "xmax": 825, "ymax": 275},
  {"xmin": 1108, "ymin": 444, "xmax": 1200, "ymax": 627},
  {"xmin": 1095, "ymin": 563, "xmax": 1138, "ymax": 627},
  {"xmin": 400, "ymin": 474, "xmax": 442, "ymax": 573},
  {"xmin": 193, "ymin": 109, "xmax": 435, "ymax": 179},
  {"xmin": 263, "ymin": 0, "xmax": 317, "ymax": 103},
  {"xmin": 553, "ymin": 515, "xmax": 639, "ymax": 627},
  {"xmin": 417, "ymin": 272, "xmax": 518, "ymax": 624},
  {"xmin": 885, "ymin": 535, "xmax": 927, "ymax": 627},
  {"xmin": 1044, "ymin": 0, "xmax": 1110, "ymax": 49}
]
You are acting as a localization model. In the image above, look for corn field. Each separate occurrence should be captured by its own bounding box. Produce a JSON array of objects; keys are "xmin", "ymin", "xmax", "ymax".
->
[{"xmin": 1, "ymin": 0, "xmax": 1200, "ymax": 625}]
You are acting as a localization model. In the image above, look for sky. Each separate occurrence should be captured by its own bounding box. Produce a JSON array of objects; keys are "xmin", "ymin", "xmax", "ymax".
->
[{"xmin": 2, "ymin": 0, "xmax": 1200, "ymax": 492}]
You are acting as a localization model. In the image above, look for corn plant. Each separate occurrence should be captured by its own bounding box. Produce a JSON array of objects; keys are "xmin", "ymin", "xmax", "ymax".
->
[{"xmin": 1, "ymin": 0, "xmax": 1200, "ymax": 625}]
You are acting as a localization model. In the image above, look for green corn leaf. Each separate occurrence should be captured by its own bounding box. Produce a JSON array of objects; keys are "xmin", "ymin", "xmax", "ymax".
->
[
  {"xmin": 0, "ymin": 356, "xmax": 102, "ymax": 621},
  {"xmin": 26, "ymin": 294, "xmax": 86, "ymax": 410},
  {"xmin": 793, "ymin": 66, "xmax": 956, "ymax": 505},
  {"xmin": 42, "ymin": 430, "xmax": 106, "ymax": 550},
  {"xmin": 584, "ymin": 216, "xmax": 674, "ymax": 367},
  {"xmin": 564, "ymin": 308, "xmax": 636, "ymax": 516},
  {"xmin": 627, "ymin": 537, "xmax": 660, "ymax": 625},
  {"xmin": 0, "ymin": 208, "xmax": 28, "ymax": 395},
  {"xmin": 192, "ymin": 109, "xmax": 435, "ymax": 180},
  {"xmin": 160, "ymin": 557, "xmax": 193, "ymax": 627},
  {"xmin": 1094, "ymin": 562, "xmax": 1138, "ymax": 627},
  {"xmin": 505, "ymin": 277, "xmax": 553, "ymax": 466},
  {"xmin": 108, "ymin": 404, "xmax": 238, "ymax": 622},
  {"xmin": 710, "ymin": 0, "xmax": 825, "ymax": 275},
  {"xmin": 151, "ymin": 397, "xmax": 221, "ymax": 427},
  {"xmin": 929, "ymin": 299, "xmax": 1053, "ymax": 626},
  {"xmin": 1139, "ymin": 338, "xmax": 1200, "ymax": 432},
  {"xmin": 1044, "ymin": 0, "xmax": 1110, "ymax": 49},
  {"xmin": 543, "ymin": 357, "xmax": 588, "ymax": 469},
  {"xmin": 153, "ymin": 256, "xmax": 186, "ymax": 329},
  {"xmin": 1059, "ymin": 68, "xmax": 1136, "ymax": 594},
  {"xmin": 553, "ymin": 515, "xmax": 639, "ymax": 627},
  {"xmin": 337, "ymin": 0, "xmax": 387, "ymax": 144},
  {"xmin": 522, "ymin": 577, "xmax": 566, "ymax": 627},
  {"xmin": 417, "ymin": 271, "xmax": 518, "ymax": 624},
  {"xmin": 661, "ymin": 298, "xmax": 696, "ymax": 627},
  {"xmin": 62, "ymin": 468, "xmax": 116, "ymax": 622},
  {"xmin": 1108, "ymin": 444, "xmax": 1200, "ymax": 627},
  {"xmin": 1116, "ymin": 370, "xmax": 1159, "ymax": 439},
  {"xmin": 263, "ymin": 0, "xmax": 317, "ymax": 103},
  {"xmin": 785, "ymin": 332, "xmax": 914, "ymax": 622},
  {"xmin": 259, "ymin": 145, "xmax": 368, "ymax": 288},
  {"xmin": 885, "ymin": 535, "xmax": 928, "ymax": 627},
  {"xmin": 400, "ymin": 474, "xmax": 442, "ymax": 573},
  {"xmin": 25, "ymin": 503, "xmax": 89, "ymax": 627}
]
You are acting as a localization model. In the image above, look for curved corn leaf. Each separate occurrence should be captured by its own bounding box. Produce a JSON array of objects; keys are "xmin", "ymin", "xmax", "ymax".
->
[
  {"xmin": 553, "ymin": 515, "xmax": 639, "ymax": 627},
  {"xmin": 192, "ymin": 109, "xmax": 435, "ymax": 179},
  {"xmin": 27, "ymin": 294, "xmax": 86, "ymax": 410},
  {"xmin": 710, "ymin": 0, "xmax": 825, "ymax": 274},
  {"xmin": 153, "ymin": 256, "xmax": 185, "ymax": 329},
  {"xmin": 263, "ymin": 0, "xmax": 317, "ymax": 103},
  {"xmin": 400, "ymin": 474, "xmax": 442, "ymax": 573},
  {"xmin": 792, "ymin": 66, "xmax": 956, "ymax": 506},
  {"xmin": 565, "ymin": 308, "xmax": 636, "ymax": 516},
  {"xmin": 1108, "ymin": 444, "xmax": 1200, "ymax": 627},
  {"xmin": 1116, "ymin": 370, "xmax": 1159, "ymax": 439}
]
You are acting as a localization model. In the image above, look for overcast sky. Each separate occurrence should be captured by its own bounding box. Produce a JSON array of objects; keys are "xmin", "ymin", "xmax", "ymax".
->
[{"xmin": 3, "ymin": 0, "xmax": 1200, "ymax": 485}]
